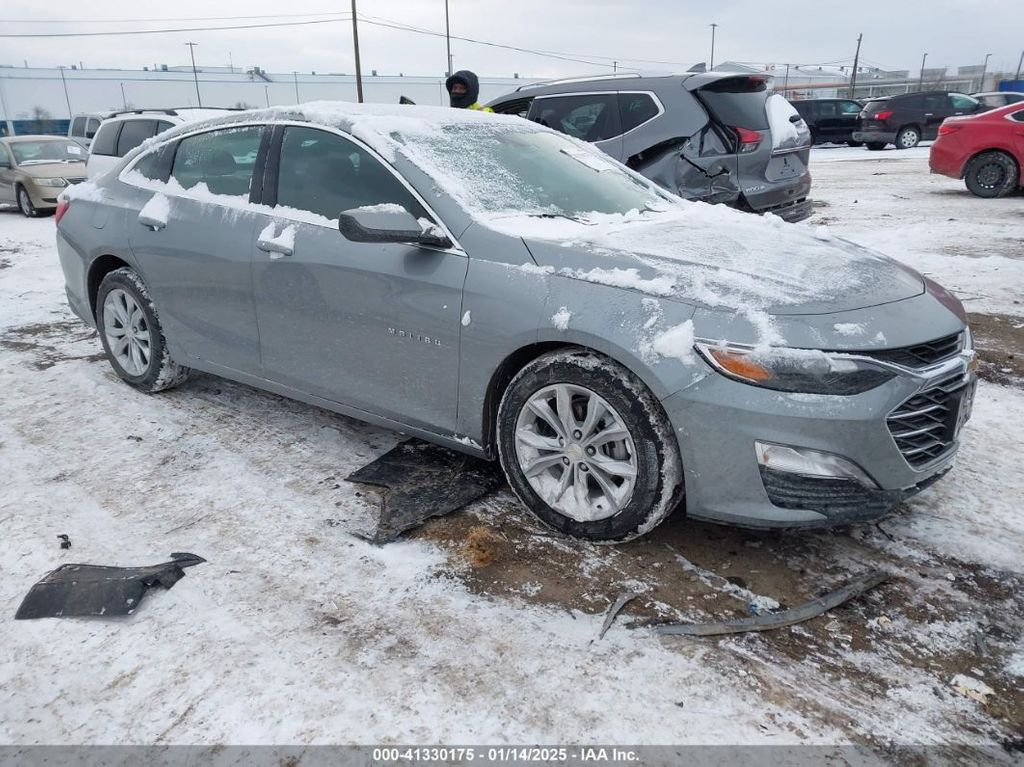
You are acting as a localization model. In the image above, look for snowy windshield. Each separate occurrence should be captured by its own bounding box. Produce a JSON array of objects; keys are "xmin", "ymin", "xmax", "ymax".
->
[
  {"xmin": 10, "ymin": 140, "xmax": 85, "ymax": 165},
  {"xmin": 387, "ymin": 125, "xmax": 667, "ymax": 218}
]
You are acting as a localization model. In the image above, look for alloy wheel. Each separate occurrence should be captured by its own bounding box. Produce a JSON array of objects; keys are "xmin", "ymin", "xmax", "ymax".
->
[
  {"xmin": 898, "ymin": 129, "xmax": 919, "ymax": 149},
  {"xmin": 514, "ymin": 383, "xmax": 638, "ymax": 522},
  {"xmin": 102, "ymin": 288, "xmax": 152, "ymax": 376}
]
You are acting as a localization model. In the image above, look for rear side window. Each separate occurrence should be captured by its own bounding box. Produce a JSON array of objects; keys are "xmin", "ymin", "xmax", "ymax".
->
[
  {"xmin": 619, "ymin": 93, "xmax": 660, "ymax": 133},
  {"xmin": 840, "ymin": 101, "xmax": 861, "ymax": 114},
  {"xmin": 898, "ymin": 94, "xmax": 925, "ymax": 109},
  {"xmin": 816, "ymin": 101, "xmax": 838, "ymax": 117},
  {"xmin": 71, "ymin": 117, "xmax": 86, "ymax": 137},
  {"xmin": 116, "ymin": 120, "xmax": 158, "ymax": 157},
  {"xmin": 527, "ymin": 94, "xmax": 622, "ymax": 142},
  {"xmin": 171, "ymin": 126, "xmax": 263, "ymax": 197},
  {"xmin": 697, "ymin": 77, "xmax": 769, "ymax": 130},
  {"xmin": 91, "ymin": 122, "xmax": 120, "ymax": 156},
  {"xmin": 949, "ymin": 93, "xmax": 978, "ymax": 109},
  {"xmin": 275, "ymin": 126, "xmax": 426, "ymax": 221}
]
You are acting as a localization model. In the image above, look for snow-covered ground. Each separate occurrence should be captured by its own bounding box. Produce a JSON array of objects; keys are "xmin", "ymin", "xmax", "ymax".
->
[{"xmin": 1, "ymin": 147, "xmax": 1023, "ymax": 751}]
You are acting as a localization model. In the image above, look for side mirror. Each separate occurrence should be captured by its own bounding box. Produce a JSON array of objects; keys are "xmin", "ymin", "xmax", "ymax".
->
[{"xmin": 338, "ymin": 206, "xmax": 452, "ymax": 248}]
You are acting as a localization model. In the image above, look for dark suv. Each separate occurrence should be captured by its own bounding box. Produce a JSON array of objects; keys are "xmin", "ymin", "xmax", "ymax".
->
[
  {"xmin": 488, "ymin": 72, "xmax": 813, "ymax": 222},
  {"xmin": 853, "ymin": 91, "xmax": 983, "ymax": 150},
  {"xmin": 790, "ymin": 98, "xmax": 863, "ymax": 146}
]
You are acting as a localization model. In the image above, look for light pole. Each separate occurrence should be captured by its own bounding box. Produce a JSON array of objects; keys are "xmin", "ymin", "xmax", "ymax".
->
[
  {"xmin": 918, "ymin": 52, "xmax": 927, "ymax": 91},
  {"xmin": 185, "ymin": 42, "xmax": 202, "ymax": 107},
  {"xmin": 293, "ymin": 72, "xmax": 300, "ymax": 103},
  {"xmin": 709, "ymin": 23, "xmax": 718, "ymax": 70},
  {"xmin": 979, "ymin": 53, "xmax": 991, "ymax": 91},
  {"xmin": 1016, "ymin": 49, "xmax": 1024, "ymax": 82},
  {"xmin": 58, "ymin": 65, "xmax": 72, "ymax": 118},
  {"xmin": 351, "ymin": 0, "xmax": 364, "ymax": 102},
  {"xmin": 444, "ymin": 0, "xmax": 453, "ymax": 77}
]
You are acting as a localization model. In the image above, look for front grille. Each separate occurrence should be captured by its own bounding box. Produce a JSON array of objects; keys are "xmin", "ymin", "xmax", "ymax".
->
[
  {"xmin": 887, "ymin": 372, "xmax": 966, "ymax": 468},
  {"xmin": 867, "ymin": 332, "xmax": 962, "ymax": 369}
]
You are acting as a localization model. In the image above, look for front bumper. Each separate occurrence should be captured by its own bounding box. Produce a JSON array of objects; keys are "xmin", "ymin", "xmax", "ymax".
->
[
  {"xmin": 661, "ymin": 351, "xmax": 976, "ymax": 528},
  {"xmin": 852, "ymin": 130, "xmax": 896, "ymax": 145}
]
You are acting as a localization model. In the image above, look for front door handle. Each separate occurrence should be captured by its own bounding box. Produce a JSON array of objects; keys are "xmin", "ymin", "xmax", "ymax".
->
[{"xmin": 256, "ymin": 223, "xmax": 295, "ymax": 258}]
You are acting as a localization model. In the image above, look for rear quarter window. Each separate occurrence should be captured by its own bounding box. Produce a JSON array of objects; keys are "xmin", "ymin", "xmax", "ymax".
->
[
  {"xmin": 619, "ymin": 93, "xmax": 660, "ymax": 133},
  {"xmin": 91, "ymin": 122, "xmax": 120, "ymax": 156}
]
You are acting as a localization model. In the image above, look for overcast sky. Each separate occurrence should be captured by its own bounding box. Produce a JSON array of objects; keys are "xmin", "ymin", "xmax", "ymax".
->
[{"xmin": 2, "ymin": 0, "xmax": 1022, "ymax": 79}]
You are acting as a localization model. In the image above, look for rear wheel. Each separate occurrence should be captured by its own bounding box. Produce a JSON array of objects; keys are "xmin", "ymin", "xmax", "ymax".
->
[
  {"xmin": 497, "ymin": 349, "xmax": 683, "ymax": 543},
  {"xmin": 96, "ymin": 267, "xmax": 191, "ymax": 393},
  {"xmin": 866, "ymin": 142, "xmax": 886, "ymax": 151},
  {"xmin": 963, "ymin": 151, "xmax": 1019, "ymax": 198},
  {"xmin": 895, "ymin": 126, "xmax": 920, "ymax": 149}
]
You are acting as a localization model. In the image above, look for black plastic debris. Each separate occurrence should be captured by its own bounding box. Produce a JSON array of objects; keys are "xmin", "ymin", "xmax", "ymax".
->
[
  {"xmin": 346, "ymin": 439, "xmax": 503, "ymax": 543},
  {"xmin": 651, "ymin": 570, "xmax": 888, "ymax": 637},
  {"xmin": 57, "ymin": 534, "xmax": 71, "ymax": 550},
  {"xmin": 14, "ymin": 552, "xmax": 206, "ymax": 620}
]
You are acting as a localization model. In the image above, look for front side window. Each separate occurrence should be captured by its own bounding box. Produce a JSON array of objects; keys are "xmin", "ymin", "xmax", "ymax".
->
[
  {"xmin": 949, "ymin": 93, "xmax": 978, "ymax": 110},
  {"xmin": 619, "ymin": 93, "xmax": 660, "ymax": 133},
  {"xmin": 171, "ymin": 125, "xmax": 262, "ymax": 197},
  {"xmin": 276, "ymin": 126, "xmax": 426, "ymax": 221},
  {"xmin": 840, "ymin": 101, "xmax": 861, "ymax": 115},
  {"xmin": 116, "ymin": 120, "xmax": 158, "ymax": 157},
  {"xmin": 527, "ymin": 94, "xmax": 622, "ymax": 142}
]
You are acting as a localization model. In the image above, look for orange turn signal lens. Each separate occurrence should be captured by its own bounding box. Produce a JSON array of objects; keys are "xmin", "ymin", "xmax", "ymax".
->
[{"xmin": 707, "ymin": 348, "xmax": 774, "ymax": 382}]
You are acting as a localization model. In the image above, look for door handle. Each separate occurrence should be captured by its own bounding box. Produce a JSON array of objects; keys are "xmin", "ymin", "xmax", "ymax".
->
[
  {"xmin": 924, "ymin": 113, "xmax": 934, "ymax": 116},
  {"xmin": 256, "ymin": 223, "xmax": 295, "ymax": 257},
  {"xmin": 138, "ymin": 214, "xmax": 165, "ymax": 231},
  {"xmin": 256, "ymin": 239, "xmax": 293, "ymax": 257}
]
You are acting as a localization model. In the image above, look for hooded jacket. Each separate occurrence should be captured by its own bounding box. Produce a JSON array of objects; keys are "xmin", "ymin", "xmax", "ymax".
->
[{"xmin": 445, "ymin": 70, "xmax": 493, "ymax": 111}]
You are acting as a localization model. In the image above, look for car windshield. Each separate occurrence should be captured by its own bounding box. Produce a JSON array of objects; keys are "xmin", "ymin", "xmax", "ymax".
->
[
  {"xmin": 388, "ymin": 124, "xmax": 668, "ymax": 218},
  {"xmin": 10, "ymin": 139, "xmax": 86, "ymax": 165}
]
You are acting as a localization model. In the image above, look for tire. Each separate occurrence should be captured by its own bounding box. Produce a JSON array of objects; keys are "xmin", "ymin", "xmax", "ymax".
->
[
  {"xmin": 95, "ymin": 267, "xmax": 191, "ymax": 393},
  {"xmin": 496, "ymin": 349, "xmax": 683, "ymax": 543},
  {"xmin": 866, "ymin": 142, "xmax": 886, "ymax": 151},
  {"xmin": 847, "ymin": 140, "xmax": 863, "ymax": 148},
  {"xmin": 963, "ymin": 150, "xmax": 1019, "ymax": 199},
  {"xmin": 17, "ymin": 186, "xmax": 39, "ymax": 217},
  {"xmin": 895, "ymin": 126, "xmax": 920, "ymax": 149}
]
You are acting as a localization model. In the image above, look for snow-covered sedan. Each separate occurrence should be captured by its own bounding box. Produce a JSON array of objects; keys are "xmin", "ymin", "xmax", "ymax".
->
[{"xmin": 55, "ymin": 103, "xmax": 977, "ymax": 542}]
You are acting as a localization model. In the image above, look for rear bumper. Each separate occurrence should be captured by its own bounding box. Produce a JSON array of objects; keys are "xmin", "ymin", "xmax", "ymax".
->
[
  {"xmin": 852, "ymin": 129, "xmax": 896, "ymax": 145},
  {"xmin": 756, "ymin": 196, "xmax": 813, "ymax": 223},
  {"xmin": 928, "ymin": 140, "xmax": 964, "ymax": 179},
  {"xmin": 742, "ymin": 172, "xmax": 813, "ymax": 223}
]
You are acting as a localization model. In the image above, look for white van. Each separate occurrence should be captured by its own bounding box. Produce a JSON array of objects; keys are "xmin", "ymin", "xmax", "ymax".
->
[
  {"xmin": 86, "ymin": 108, "xmax": 234, "ymax": 179},
  {"xmin": 68, "ymin": 113, "xmax": 106, "ymax": 148}
]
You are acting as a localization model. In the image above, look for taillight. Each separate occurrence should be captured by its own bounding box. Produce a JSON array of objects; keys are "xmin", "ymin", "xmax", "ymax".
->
[
  {"xmin": 873, "ymin": 110, "xmax": 894, "ymax": 121},
  {"xmin": 938, "ymin": 123, "xmax": 962, "ymax": 136},
  {"xmin": 732, "ymin": 126, "xmax": 764, "ymax": 154},
  {"xmin": 55, "ymin": 197, "xmax": 70, "ymax": 225}
]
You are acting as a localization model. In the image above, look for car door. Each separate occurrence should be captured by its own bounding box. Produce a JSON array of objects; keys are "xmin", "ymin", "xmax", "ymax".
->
[
  {"xmin": 251, "ymin": 125, "xmax": 467, "ymax": 434},
  {"xmin": 0, "ymin": 144, "xmax": 15, "ymax": 202},
  {"xmin": 128, "ymin": 124, "xmax": 268, "ymax": 373},
  {"xmin": 838, "ymin": 100, "xmax": 862, "ymax": 137},
  {"xmin": 921, "ymin": 93, "xmax": 952, "ymax": 139},
  {"xmin": 526, "ymin": 93, "xmax": 624, "ymax": 161}
]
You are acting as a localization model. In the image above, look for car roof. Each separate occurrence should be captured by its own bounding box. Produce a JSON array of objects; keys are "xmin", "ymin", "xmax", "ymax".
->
[{"xmin": 489, "ymin": 70, "xmax": 762, "ymax": 101}]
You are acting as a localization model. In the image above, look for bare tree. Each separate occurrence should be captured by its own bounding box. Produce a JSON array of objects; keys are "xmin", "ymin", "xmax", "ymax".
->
[
  {"xmin": 232, "ymin": 101, "xmax": 257, "ymax": 109},
  {"xmin": 31, "ymin": 106, "xmax": 52, "ymax": 121}
]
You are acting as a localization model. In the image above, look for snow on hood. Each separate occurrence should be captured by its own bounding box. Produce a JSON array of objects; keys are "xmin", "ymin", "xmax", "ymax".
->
[{"xmin": 492, "ymin": 203, "xmax": 924, "ymax": 318}]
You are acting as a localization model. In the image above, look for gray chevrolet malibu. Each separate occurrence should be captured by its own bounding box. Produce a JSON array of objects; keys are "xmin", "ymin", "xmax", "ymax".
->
[{"xmin": 55, "ymin": 103, "xmax": 977, "ymax": 542}]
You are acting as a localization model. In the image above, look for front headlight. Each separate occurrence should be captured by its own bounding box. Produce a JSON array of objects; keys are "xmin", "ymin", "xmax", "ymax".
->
[
  {"xmin": 694, "ymin": 342, "xmax": 895, "ymax": 395},
  {"xmin": 34, "ymin": 178, "xmax": 68, "ymax": 188}
]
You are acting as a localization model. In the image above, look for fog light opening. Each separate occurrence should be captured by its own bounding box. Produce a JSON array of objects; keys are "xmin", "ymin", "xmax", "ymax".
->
[{"xmin": 755, "ymin": 441, "xmax": 878, "ymax": 488}]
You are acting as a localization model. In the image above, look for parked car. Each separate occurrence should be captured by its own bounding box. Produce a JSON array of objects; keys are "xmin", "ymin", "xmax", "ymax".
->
[
  {"xmin": 56, "ymin": 105, "xmax": 976, "ymax": 542},
  {"xmin": 87, "ymin": 108, "xmax": 234, "ymax": 178},
  {"xmin": 790, "ymin": 98, "xmax": 864, "ymax": 146},
  {"xmin": 971, "ymin": 91, "xmax": 1024, "ymax": 109},
  {"xmin": 488, "ymin": 72, "xmax": 814, "ymax": 222},
  {"xmin": 929, "ymin": 101, "xmax": 1024, "ymax": 197},
  {"xmin": 0, "ymin": 135, "xmax": 88, "ymax": 216},
  {"xmin": 68, "ymin": 113, "xmax": 107, "ymax": 149},
  {"xmin": 853, "ymin": 91, "xmax": 983, "ymax": 150}
]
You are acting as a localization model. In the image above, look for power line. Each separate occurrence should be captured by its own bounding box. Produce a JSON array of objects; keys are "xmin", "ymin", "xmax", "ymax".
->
[
  {"xmin": 0, "ymin": 18, "xmax": 350, "ymax": 38},
  {"xmin": 1, "ymin": 12, "xmax": 345, "ymax": 23}
]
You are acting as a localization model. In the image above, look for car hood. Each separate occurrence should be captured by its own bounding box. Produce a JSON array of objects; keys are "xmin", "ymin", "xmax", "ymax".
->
[
  {"xmin": 499, "ymin": 203, "xmax": 924, "ymax": 317},
  {"xmin": 17, "ymin": 161, "xmax": 87, "ymax": 179}
]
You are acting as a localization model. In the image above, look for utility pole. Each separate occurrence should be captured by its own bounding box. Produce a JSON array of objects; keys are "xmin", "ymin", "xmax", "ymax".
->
[
  {"xmin": 351, "ymin": 0, "xmax": 364, "ymax": 102},
  {"xmin": 979, "ymin": 53, "xmax": 991, "ymax": 91},
  {"xmin": 293, "ymin": 72, "xmax": 300, "ymax": 103},
  {"xmin": 782, "ymin": 63, "xmax": 790, "ymax": 96},
  {"xmin": 918, "ymin": 52, "xmax": 927, "ymax": 91},
  {"xmin": 444, "ymin": 0, "xmax": 452, "ymax": 77},
  {"xmin": 58, "ymin": 66, "xmax": 72, "ymax": 118},
  {"xmin": 613, "ymin": 61, "xmax": 617, "ymax": 73},
  {"xmin": 709, "ymin": 23, "xmax": 718, "ymax": 70},
  {"xmin": 849, "ymin": 33, "xmax": 862, "ymax": 99},
  {"xmin": 185, "ymin": 42, "xmax": 202, "ymax": 107},
  {"xmin": 120, "ymin": 82, "xmax": 128, "ymax": 111},
  {"xmin": 228, "ymin": 52, "xmax": 234, "ymax": 73}
]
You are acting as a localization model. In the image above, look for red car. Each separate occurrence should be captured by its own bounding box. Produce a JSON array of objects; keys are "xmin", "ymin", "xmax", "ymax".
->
[{"xmin": 929, "ymin": 101, "xmax": 1024, "ymax": 198}]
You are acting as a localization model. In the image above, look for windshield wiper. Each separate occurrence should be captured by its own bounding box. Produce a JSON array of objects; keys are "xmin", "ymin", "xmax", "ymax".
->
[{"xmin": 527, "ymin": 212, "xmax": 593, "ymax": 224}]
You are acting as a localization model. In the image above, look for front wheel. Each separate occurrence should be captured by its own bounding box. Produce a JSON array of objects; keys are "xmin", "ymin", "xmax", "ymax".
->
[
  {"xmin": 17, "ymin": 186, "xmax": 39, "ymax": 217},
  {"xmin": 963, "ymin": 151, "xmax": 1019, "ymax": 198},
  {"xmin": 895, "ymin": 126, "xmax": 920, "ymax": 149},
  {"xmin": 497, "ymin": 350, "xmax": 683, "ymax": 543},
  {"xmin": 96, "ymin": 267, "xmax": 191, "ymax": 393}
]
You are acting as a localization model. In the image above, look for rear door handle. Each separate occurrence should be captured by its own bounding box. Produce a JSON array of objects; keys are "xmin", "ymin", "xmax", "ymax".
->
[
  {"xmin": 256, "ymin": 223, "xmax": 295, "ymax": 257},
  {"xmin": 138, "ymin": 214, "xmax": 165, "ymax": 231}
]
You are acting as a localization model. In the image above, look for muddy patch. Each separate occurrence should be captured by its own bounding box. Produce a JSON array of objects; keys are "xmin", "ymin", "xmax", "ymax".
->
[
  {"xmin": 969, "ymin": 312, "xmax": 1024, "ymax": 388},
  {"xmin": 0, "ymin": 318, "xmax": 105, "ymax": 370}
]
